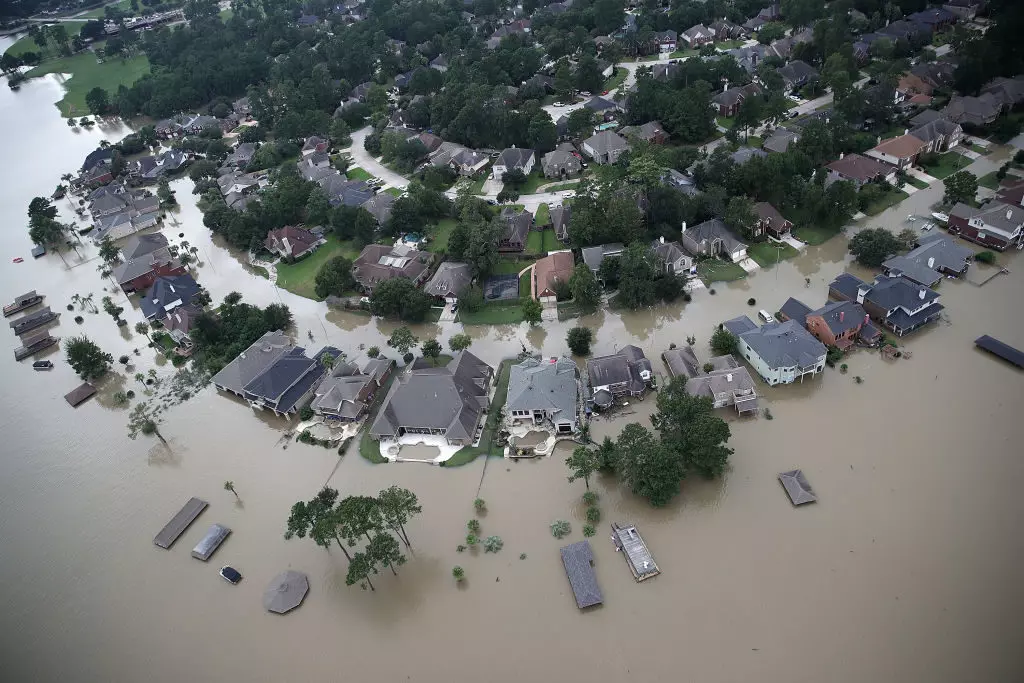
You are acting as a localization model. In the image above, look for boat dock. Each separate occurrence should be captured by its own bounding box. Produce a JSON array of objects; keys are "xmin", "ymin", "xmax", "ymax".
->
[
  {"xmin": 10, "ymin": 307, "xmax": 59, "ymax": 336},
  {"xmin": 4, "ymin": 291, "xmax": 43, "ymax": 317},
  {"xmin": 14, "ymin": 331, "xmax": 59, "ymax": 360},
  {"xmin": 154, "ymin": 497, "xmax": 209, "ymax": 549},
  {"xmin": 975, "ymin": 335, "xmax": 1024, "ymax": 368},
  {"xmin": 560, "ymin": 541, "xmax": 603, "ymax": 609},
  {"xmin": 191, "ymin": 523, "xmax": 231, "ymax": 561},
  {"xmin": 610, "ymin": 522, "xmax": 660, "ymax": 582}
]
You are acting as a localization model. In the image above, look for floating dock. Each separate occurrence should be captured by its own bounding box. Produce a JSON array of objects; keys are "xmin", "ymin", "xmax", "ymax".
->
[
  {"xmin": 191, "ymin": 523, "xmax": 231, "ymax": 561},
  {"xmin": 64, "ymin": 382, "xmax": 97, "ymax": 407},
  {"xmin": 779, "ymin": 470, "xmax": 817, "ymax": 505},
  {"xmin": 974, "ymin": 335, "xmax": 1024, "ymax": 368},
  {"xmin": 4, "ymin": 291, "xmax": 43, "ymax": 317},
  {"xmin": 10, "ymin": 307, "xmax": 59, "ymax": 336},
  {"xmin": 153, "ymin": 497, "xmax": 209, "ymax": 549},
  {"xmin": 14, "ymin": 331, "xmax": 58, "ymax": 360},
  {"xmin": 610, "ymin": 522, "xmax": 661, "ymax": 582},
  {"xmin": 560, "ymin": 541, "xmax": 603, "ymax": 609}
]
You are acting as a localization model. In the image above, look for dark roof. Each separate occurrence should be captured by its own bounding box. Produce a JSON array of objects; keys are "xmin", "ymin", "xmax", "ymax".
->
[
  {"xmin": 496, "ymin": 147, "xmax": 534, "ymax": 170},
  {"xmin": 827, "ymin": 153, "xmax": 893, "ymax": 182},
  {"xmin": 140, "ymin": 274, "xmax": 202, "ymax": 320},
  {"xmin": 829, "ymin": 272, "xmax": 868, "ymax": 300},
  {"xmin": 865, "ymin": 275, "xmax": 939, "ymax": 311},
  {"xmin": 808, "ymin": 300, "xmax": 867, "ymax": 336},
  {"xmin": 723, "ymin": 315, "xmax": 758, "ymax": 336},
  {"xmin": 779, "ymin": 470, "xmax": 816, "ymax": 505},
  {"xmin": 560, "ymin": 541, "xmax": 603, "ymax": 608},
  {"xmin": 779, "ymin": 297, "xmax": 811, "ymax": 323},
  {"xmin": 551, "ymin": 204, "xmax": 572, "ymax": 241},
  {"xmin": 584, "ymin": 96, "xmax": 619, "ymax": 112},
  {"xmin": 887, "ymin": 301, "xmax": 945, "ymax": 330},
  {"xmin": 64, "ymin": 382, "xmax": 97, "ymax": 407},
  {"xmin": 121, "ymin": 233, "xmax": 170, "ymax": 261},
  {"xmin": 974, "ymin": 335, "xmax": 1024, "ymax": 368},
  {"xmin": 424, "ymin": 261, "xmax": 473, "ymax": 298}
]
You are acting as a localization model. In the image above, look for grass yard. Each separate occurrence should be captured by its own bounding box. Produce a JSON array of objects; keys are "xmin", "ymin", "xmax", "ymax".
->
[
  {"xmin": 715, "ymin": 39, "xmax": 744, "ymax": 50},
  {"xmin": 920, "ymin": 151, "xmax": 969, "ymax": 179},
  {"xmin": 716, "ymin": 115, "xmax": 736, "ymax": 129},
  {"xmin": 346, "ymin": 167, "xmax": 373, "ymax": 181},
  {"xmin": 669, "ymin": 49, "xmax": 699, "ymax": 59},
  {"xmin": 541, "ymin": 228, "xmax": 560, "ymax": 252},
  {"xmin": 977, "ymin": 171, "xmax": 1001, "ymax": 190},
  {"xmin": 519, "ymin": 269, "xmax": 532, "ymax": 297},
  {"xmin": 468, "ymin": 174, "xmax": 488, "ymax": 194},
  {"xmin": 358, "ymin": 370, "xmax": 402, "ymax": 464},
  {"xmin": 443, "ymin": 360, "xmax": 512, "ymax": 466},
  {"xmin": 428, "ymin": 218, "xmax": 457, "ymax": 253},
  {"xmin": 275, "ymin": 235, "xmax": 360, "ymax": 300},
  {"xmin": 525, "ymin": 229, "xmax": 544, "ymax": 254},
  {"xmin": 862, "ymin": 189, "xmax": 910, "ymax": 216},
  {"xmin": 510, "ymin": 170, "xmax": 548, "ymax": 195},
  {"xmin": 5, "ymin": 22, "xmax": 87, "ymax": 57},
  {"xmin": 792, "ymin": 224, "xmax": 841, "ymax": 245},
  {"xmin": 25, "ymin": 52, "xmax": 150, "ymax": 117},
  {"xmin": 534, "ymin": 203, "xmax": 550, "ymax": 226},
  {"xmin": 967, "ymin": 143, "xmax": 987, "ymax": 155},
  {"xmin": 745, "ymin": 135, "xmax": 764, "ymax": 148},
  {"xmin": 458, "ymin": 304, "xmax": 525, "ymax": 326},
  {"xmin": 81, "ymin": 0, "xmax": 134, "ymax": 17},
  {"xmin": 905, "ymin": 175, "xmax": 930, "ymax": 190},
  {"xmin": 542, "ymin": 182, "xmax": 578, "ymax": 192},
  {"xmin": 748, "ymin": 242, "xmax": 799, "ymax": 268},
  {"xmin": 697, "ymin": 259, "xmax": 747, "ymax": 284},
  {"xmin": 603, "ymin": 66, "xmax": 628, "ymax": 92},
  {"xmin": 490, "ymin": 258, "xmax": 531, "ymax": 276}
]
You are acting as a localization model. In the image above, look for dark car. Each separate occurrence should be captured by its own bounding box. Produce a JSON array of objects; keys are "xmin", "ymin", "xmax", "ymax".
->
[
  {"xmin": 220, "ymin": 566, "xmax": 242, "ymax": 584},
  {"xmin": 32, "ymin": 360, "xmax": 53, "ymax": 370}
]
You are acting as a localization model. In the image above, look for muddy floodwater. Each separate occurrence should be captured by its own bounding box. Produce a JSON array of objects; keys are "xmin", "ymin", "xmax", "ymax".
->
[{"xmin": 1, "ymin": 42, "xmax": 1023, "ymax": 682}]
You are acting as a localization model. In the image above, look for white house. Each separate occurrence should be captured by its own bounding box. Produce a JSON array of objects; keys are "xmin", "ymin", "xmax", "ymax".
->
[
  {"xmin": 492, "ymin": 147, "xmax": 536, "ymax": 180},
  {"xmin": 723, "ymin": 316, "xmax": 827, "ymax": 386}
]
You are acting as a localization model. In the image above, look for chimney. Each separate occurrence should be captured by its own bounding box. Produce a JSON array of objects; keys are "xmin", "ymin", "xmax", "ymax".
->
[
  {"xmin": 864, "ymin": 314, "xmax": 870, "ymax": 324},
  {"xmin": 1007, "ymin": 208, "xmax": 1013, "ymax": 220},
  {"xmin": 681, "ymin": 221, "xmax": 687, "ymax": 234},
  {"xmin": 839, "ymin": 152, "xmax": 844, "ymax": 159},
  {"xmin": 660, "ymin": 235, "xmax": 665, "ymax": 244},
  {"xmin": 726, "ymin": 373, "xmax": 733, "ymax": 382},
  {"xmin": 918, "ymin": 288, "xmax": 926, "ymax": 300},
  {"xmin": 839, "ymin": 310, "xmax": 845, "ymax": 323},
  {"xmin": 856, "ymin": 286, "xmax": 867, "ymax": 304},
  {"xmin": 877, "ymin": 136, "xmax": 882, "ymax": 144},
  {"xmin": 904, "ymin": 128, "xmax": 909, "ymax": 136},
  {"xmin": 927, "ymin": 256, "xmax": 935, "ymax": 269}
]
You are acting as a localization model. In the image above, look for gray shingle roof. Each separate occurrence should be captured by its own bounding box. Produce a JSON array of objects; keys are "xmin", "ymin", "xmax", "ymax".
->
[
  {"xmin": 506, "ymin": 357, "xmax": 578, "ymax": 426},
  {"xmin": 121, "ymin": 233, "xmax": 169, "ymax": 261},
  {"xmin": 140, "ymin": 274, "xmax": 202, "ymax": 320},
  {"xmin": 581, "ymin": 243, "xmax": 624, "ymax": 272},
  {"xmin": 723, "ymin": 316, "xmax": 758, "ymax": 336},
  {"xmin": 864, "ymin": 275, "xmax": 939, "ymax": 311},
  {"xmin": 808, "ymin": 300, "xmax": 868, "ymax": 336},
  {"xmin": 424, "ymin": 261, "xmax": 472, "ymax": 298},
  {"xmin": 829, "ymin": 272, "xmax": 868, "ymax": 300},
  {"xmin": 560, "ymin": 541, "xmax": 603, "ymax": 608},
  {"xmin": 496, "ymin": 147, "xmax": 534, "ymax": 170},
  {"xmin": 737, "ymin": 319, "xmax": 827, "ymax": 370},
  {"xmin": 779, "ymin": 297, "xmax": 812, "ymax": 323},
  {"xmin": 212, "ymin": 330, "xmax": 293, "ymax": 395}
]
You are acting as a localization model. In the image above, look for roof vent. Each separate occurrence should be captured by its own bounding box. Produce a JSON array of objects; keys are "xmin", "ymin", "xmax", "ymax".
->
[
  {"xmin": 726, "ymin": 373, "xmax": 733, "ymax": 382},
  {"xmin": 918, "ymin": 288, "xmax": 926, "ymax": 300},
  {"xmin": 1007, "ymin": 208, "xmax": 1013, "ymax": 220}
]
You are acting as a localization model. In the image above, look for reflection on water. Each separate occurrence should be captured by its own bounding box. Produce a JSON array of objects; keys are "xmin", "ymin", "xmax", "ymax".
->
[{"xmin": 1, "ymin": 53, "xmax": 1023, "ymax": 683}]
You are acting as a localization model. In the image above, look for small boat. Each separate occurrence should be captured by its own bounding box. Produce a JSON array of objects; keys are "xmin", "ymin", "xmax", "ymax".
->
[
  {"xmin": 931, "ymin": 212, "xmax": 949, "ymax": 224},
  {"xmin": 220, "ymin": 566, "xmax": 242, "ymax": 584},
  {"xmin": 32, "ymin": 360, "xmax": 53, "ymax": 370},
  {"xmin": 12, "ymin": 257, "xmax": 24, "ymax": 263}
]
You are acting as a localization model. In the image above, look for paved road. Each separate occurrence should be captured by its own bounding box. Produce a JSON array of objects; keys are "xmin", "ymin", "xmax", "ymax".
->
[{"xmin": 347, "ymin": 126, "xmax": 411, "ymax": 190}]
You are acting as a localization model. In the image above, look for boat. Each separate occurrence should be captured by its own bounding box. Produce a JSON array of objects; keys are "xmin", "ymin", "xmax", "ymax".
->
[
  {"xmin": 4, "ymin": 291, "xmax": 44, "ymax": 317},
  {"xmin": 32, "ymin": 360, "xmax": 53, "ymax": 370},
  {"xmin": 220, "ymin": 566, "xmax": 242, "ymax": 584},
  {"xmin": 931, "ymin": 212, "xmax": 949, "ymax": 224},
  {"xmin": 12, "ymin": 257, "xmax": 23, "ymax": 263}
]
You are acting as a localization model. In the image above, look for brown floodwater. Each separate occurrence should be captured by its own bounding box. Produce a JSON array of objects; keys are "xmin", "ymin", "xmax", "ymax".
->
[{"xmin": 2, "ymin": 46, "xmax": 1023, "ymax": 682}]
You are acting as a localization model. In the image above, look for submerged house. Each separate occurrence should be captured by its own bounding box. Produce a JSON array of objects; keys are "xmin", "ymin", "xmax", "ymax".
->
[
  {"xmin": 310, "ymin": 358, "xmax": 394, "ymax": 421},
  {"xmin": 723, "ymin": 316, "xmax": 828, "ymax": 386},
  {"xmin": 662, "ymin": 346, "xmax": 758, "ymax": 414},
  {"xmin": 680, "ymin": 219, "xmax": 748, "ymax": 262},
  {"xmin": 351, "ymin": 244, "xmax": 432, "ymax": 292},
  {"xmin": 505, "ymin": 357, "xmax": 579, "ymax": 434},
  {"xmin": 369, "ymin": 351, "xmax": 494, "ymax": 446},
  {"xmin": 882, "ymin": 232, "xmax": 974, "ymax": 287},
  {"xmin": 211, "ymin": 331, "xmax": 336, "ymax": 416},
  {"xmin": 586, "ymin": 345, "xmax": 654, "ymax": 409},
  {"xmin": 779, "ymin": 297, "xmax": 882, "ymax": 349},
  {"xmin": 828, "ymin": 273, "xmax": 944, "ymax": 336}
]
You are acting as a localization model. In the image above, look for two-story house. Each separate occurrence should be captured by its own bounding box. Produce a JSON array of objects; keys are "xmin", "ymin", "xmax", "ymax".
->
[
  {"xmin": 506, "ymin": 356, "xmax": 579, "ymax": 434},
  {"xmin": 829, "ymin": 273, "xmax": 945, "ymax": 336},
  {"xmin": 497, "ymin": 208, "xmax": 532, "ymax": 252},
  {"xmin": 311, "ymin": 358, "xmax": 394, "ymax": 421},
  {"xmin": 492, "ymin": 147, "xmax": 536, "ymax": 180},
  {"xmin": 723, "ymin": 316, "xmax": 827, "ymax": 386},
  {"xmin": 681, "ymin": 219, "xmax": 748, "ymax": 262},
  {"xmin": 865, "ymin": 133, "xmax": 927, "ymax": 171},
  {"xmin": 751, "ymin": 202, "xmax": 793, "ymax": 238},
  {"xmin": 825, "ymin": 153, "xmax": 897, "ymax": 189},
  {"xmin": 947, "ymin": 200, "xmax": 1024, "ymax": 251},
  {"xmin": 586, "ymin": 345, "xmax": 654, "ymax": 409},
  {"xmin": 650, "ymin": 238, "xmax": 693, "ymax": 275}
]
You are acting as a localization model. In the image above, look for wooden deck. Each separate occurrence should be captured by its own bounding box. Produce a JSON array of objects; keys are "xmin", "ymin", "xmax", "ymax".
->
[
  {"xmin": 10, "ymin": 307, "xmax": 59, "ymax": 336},
  {"xmin": 610, "ymin": 522, "xmax": 660, "ymax": 582},
  {"xmin": 153, "ymin": 497, "xmax": 209, "ymax": 549}
]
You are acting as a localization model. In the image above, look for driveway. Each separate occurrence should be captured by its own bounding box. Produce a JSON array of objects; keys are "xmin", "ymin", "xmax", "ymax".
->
[{"xmin": 346, "ymin": 126, "xmax": 411, "ymax": 189}]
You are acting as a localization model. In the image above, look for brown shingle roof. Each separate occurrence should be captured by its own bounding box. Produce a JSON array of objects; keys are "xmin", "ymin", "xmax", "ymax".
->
[
  {"xmin": 826, "ymin": 153, "xmax": 893, "ymax": 181},
  {"xmin": 533, "ymin": 251, "xmax": 574, "ymax": 298},
  {"xmin": 869, "ymin": 133, "xmax": 926, "ymax": 159}
]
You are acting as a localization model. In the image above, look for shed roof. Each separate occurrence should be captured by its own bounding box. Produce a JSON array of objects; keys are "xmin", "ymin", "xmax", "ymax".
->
[
  {"xmin": 779, "ymin": 469, "xmax": 817, "ymax": 505},
  {"xmin": 560, "ymin": 541, "xmax": 603, "ymax": 608}
]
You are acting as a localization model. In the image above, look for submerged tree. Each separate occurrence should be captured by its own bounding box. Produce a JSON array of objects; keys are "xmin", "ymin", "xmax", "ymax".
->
[
  {"xmin": 224, "ymin": 481, "xmax": 239, "ymax": 500},
  {"xmin": 368, "ymin": 531, "xmax": 406, "ymax": 576},
  {"xmin": 345, "ymin": 551, "xmax": 376, "ymax": 591},
  {"xmin": 64, "ymin": 335, "xmax": 113, "ymax": 381},
  {"xmin": 377, "ymin": 485, "xmax": 421, "ymax": 552},
  {"xmin": 127, "ymin": 402, "xmax": 167, "ymax": 446},
  {"xmin": 285, "ymin": 487, "xmax": 351, "ymax": 560},
  {"xmin": 566, "ymin": 446, "xmax": 599, "ymax": 490}
]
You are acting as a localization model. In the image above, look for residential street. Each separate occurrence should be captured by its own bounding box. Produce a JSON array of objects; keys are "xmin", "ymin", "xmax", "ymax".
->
[{"xmin": 346, "ymin": 126, "xmax": 411, "ymax": 190}]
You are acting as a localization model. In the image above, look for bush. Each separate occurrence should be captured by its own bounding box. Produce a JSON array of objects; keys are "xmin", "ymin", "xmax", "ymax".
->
[
  {"xmin": 840, "ymin": 363, "xmax": 848, "ymax": 373},
  {"xmin": 452, "ymin": 566, "xmax": 465, "ymax": 581},
  {"xmin": 825, "ymin": 346, "xmax": 843, "ymax": 368},
  {"xmin": 473, "ymin": 498, "xmax": 486, "ymax": 511},
  {"xmin": 582, "ymin": 491, "xmax": 599, "ymax": 506},
  {"xmin": 519, "ymin": 553, "xmax": 527, "ymax": 560},
  {"xmin": 299, "ymin": 405, "xmax": 314, "ymax": 421},
  {"xmin": 550, "ymin": 520, "xmax": 571, "ymax": 538},
  {"xmin": 976, "ymin": 251, "xmax": 996, "ymax": 264},
  {"xmin": 465, "ymin": 533, "xmax": 478, "ymax": 546},
  {"xmin": 747, "ymin": 297, "xmax": 756, "ymax": 306},
  {"xmin": 585, "ymin": 506, "xmax": 601, "ymax": 523},
  {"xmin": 702, "ymin": 362, "xmax": 715, "ymax": 373},
  {"xmin": 764, "ymin": 408, "xmax": 773, "ymax": 420},
  {"xmin": 710, "ymin": 327, "xmax": 738, "ymax": 356},
  {"xmin": 483, "ymin": 535, "xmax": 504, "ymax": 553},
  {"xmin": 75, "ymin": 316, "xmax": 84, "ymax": 324},
  {"xmin": 566, "ymin": 326, "xmax": 594, "ymax": 356},
  {"xmin": 403, "ymin": 352, "xmax": 414, "ymax": 364},
  {"xmin": 708, "ymin": 288, "xmax": 716, "ymax": 295},
  {"xmin": 583, "ymin": 524, "xmax": 596, "ymax": 537},
  {"xmin": 456, "ymin": 544, "xmax": 466, "ymax": 552},
  {"xmin": 126, "ymin": 390, "xmax": 135, "ymax": 399},
  {"xmin": 467, "ymin": 519, "xmax": 481, "ymax": 534},
  {"xmin": 119, "ymin": 355, "xmax": 130, "ymax": 364},
  {"xmin": 683, "ymin": 293, "xmax": 692, "ymax": 302},
  {"xmin": 367, "ymin": 346, "xmax": 380, "ymax": 357}
]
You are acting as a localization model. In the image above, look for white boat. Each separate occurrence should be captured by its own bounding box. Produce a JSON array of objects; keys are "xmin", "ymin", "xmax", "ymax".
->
[{"xmin": 931, "ymin": 212, "xmax": 949, "ymax": 224}]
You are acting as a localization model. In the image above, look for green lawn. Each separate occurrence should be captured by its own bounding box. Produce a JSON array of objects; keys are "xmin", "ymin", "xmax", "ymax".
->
[
  {"xmin": 541, "ymin": 228, "xmax": 560, "ymax": 252},
  {"xmin": 358, "ymin": 370, "xmax": 402, "ymax": 464},
  {"xmin": 534, "ymin": 203, "xmax": 550, "ymax": 226},
  {"xmin": 978, "ymin": 171, "xmax": 1001, "ymax": 190},
  {"xmin": 519, "ymin": 269, "xmax": 533, "ymax": 298},
  {"xmin": 510, "ymin": 170, "xmax": 548, "ymax": 195},
  {"xmin": 748, "ymin": 242, "xmax": 799, "ymax": 268},
  {"xmin": 603, "ymin": 66, "xmax": 628, "ymax": 92},
  {"xmin": 697, "ymin": 259, "xmax": 747, "ymax": 284},
  {"xmin": 715, "ymin": 39, "xmax": 744, "ymax": 50},
  {"xmin": 792, "ymin": 224, "xmax": 841, "ymax": 245},
  {"xmin": 384, "ymin": 187, "xmax": 403, "ymax": 197},
  {"xmin": 525, "ymin": 230, "xmax": 544, "ymax": 254},
  {"xmin": 428, "ymin": 218, "xmax": 457, "ymax": 254},
  {"xmin": 468, "ymin": 174, "xmax": 488, "ymax": 194},
  {"xmin": 5, "ymin": 22, "xmax": 87, "ymax": 58},
  {"xmin": 967, "ymin": 143, "xmax": 987, "ymax": 155},
  {"xmin": 346, "ymin": 167, "xmax": 373, "ymax": 181},
  {"xmin": 443, "ymin": 360, "xmax": 512, "ymax": 466},
  {"xmin": 458, "ymin": 304, "xmax": 525, "ymax": 325},
  {"xmin": 275, "ymin": 235, "xmax": 360, "ymax": 300},
  {"xmin": 745, "ymin": 135, "xmax": 764, "ymax": 148},
  {"xmin": 542, "ymin": 182, "xmax": 578, "ymax": 192},
  {"xmin": 920, "ymin": 151, "xmax": 969, "ymax": 179},
  {"xmin": 862, "ymin": 189, "xmax": 910, "ymax": 216},
  {"xmin": 490, "ymin": 259, "xmax": 531, "ymax": 276},
  {"xmin": 25, "ymin": 52, "xmax": 150, "ymax": 117},
  {"xmin": 716, "ymin": 116, "xmax": 736, "ymax": 129},
  {"xmin": 669, "ymin": 49, "xmax": 699, "ymax": 59},
  {"xmin": 905, "ymin": 175, "xmax": 930, "ymax": 190},
  {"xmin": 81, "ymin": 0, "xmax": 134, "ymax": 17}
]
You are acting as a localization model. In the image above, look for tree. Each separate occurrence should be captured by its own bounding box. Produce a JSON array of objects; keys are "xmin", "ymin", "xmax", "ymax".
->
[
  {"xmin": 28, "ymin": 197, "xmax": 58, "ymax": 221},
  {"xmin": 134, "ymin": 321, "xmax": 151, "ymax": 343},
  {"xmin": 369, "ymin": 277, "xmax": 432, "ymax": 321},
  {"xmin": 710, "ymin": 327, "xmax": 738, "ymax": 356},
  {"xmin": 101, "ymin": 295, "xmax": 124, "ymax": 324},
  {"xmin": 368, "ymin": 531, "xmax": 405, "ymax": 576},
  {"xmin": 522, "ymin": 298, "xmax": 543, "ymax": 324},
  {"xmin": 85, "ymin": 87, "xmax": 110, "ymax": 115},
  {"xmin": 567, "ymin": 108, "xmax": 598, "ymax": 138},
  {"xmin": 336, "ymin": 495, "xmax": 384, "ymax": 547},
  {"xmin": 285, "ymin": 487, "xmax": 351, "ymax": 560},
  {"xmin": 615, "ymin": 422, "xmax": 685, "ymax": 507},
  {"xmin": 387, "ymin": 326, "xmax": 419, "ymax": 356},
  {"xmin": 377, "ymin": 485, "xmax": 421, "ymax": 551},
  {"xmin": 448, "ymin": 333, "xmax": 472, "ymax": 352},
  {"xmin": 566, "ymin": 326, "xmax": 594, "ymax": 356},
  {"xmin": 345, "ymin": 551, "xmax": 376, "ymax": 591},
  {"xmin": 943, "ymin": 170, "xmax": 978, "ymax": 206},
  {"xmin": 568, "ymin": 263, "xmax": 601, "ymax": 310},
  {"xmin": 528, "ymin": 111, "xmax": 557, "ymax": 153},
  {"xmin": 897, "ymin": 228, "xmax": 919, "ymax": 251},
  {"xmin": 848, "ymin": 227, "xmax": 903, "ymax": 267},
  {"xmin": 757, "ymin": 23, "xmax": 787, "ymax": 45},
  {"xmin": 224, "ymin": 481, "xmax": 239, "ymax": 500},
  {"xmin": 617, "ymin": 243, "xmax": 658, "ymax": 309},
  {"xmin": 127, "ymin": 402, "xmax": 167, "ymax": 445},
  {"xmin": 98, "ymin": 238, "xmax": 121, "ymax": 265},
  {"xmin": 157, "ymin": 178, "xmax": 176, "ymax": 207},
  {"xmin": 652, "ymin": 379, "xmax": 734, "ymax": 479},
  {"xmin": 724, "ymin": 196, "xmax": 757, "ymax": 239},
  {"xmin": 64, "ymin": 335, "xmax": 112, "ymax": 381},
  {"xmin": 305, "ymin": 188, "xmax": 333, "ymax": 226},
  {"xmin": 566, "ymin": 446, "xmax": 599, "ymax": 490},
  {"xmin": 314, "ymin": 256, "xmax": 355, "ymax": 299},
  {"xmin": 421, "ymin": 338, "xmax": 442, "ymax": 364},
  {"xmin": 452, "ymin": 566, "xmax": 465, "ymax": 582},
  {"xmin": 28, "ymin": 216, "xmax": 66, "ymax": 248}
]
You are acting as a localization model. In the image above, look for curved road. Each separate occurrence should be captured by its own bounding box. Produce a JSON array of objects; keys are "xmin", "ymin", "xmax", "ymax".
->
[{"xmin": 346, "ymin": 126, "xmax": 411, "ymax": 190}]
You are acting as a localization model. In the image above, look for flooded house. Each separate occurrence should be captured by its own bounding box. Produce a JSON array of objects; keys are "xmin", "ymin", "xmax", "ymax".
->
[
  {"xmin": 724, "ymin": 316, "xmax": 827, "ymax": 386},
  {"xmin": 587, "ymin": 345, "xmax": 654, "ymax": 410},
  {"xmin": 829, "ymin": 273, "xmax": 944, "ymax": 337},
  {"xmin": 882, "ymin": 232, "xmax": 975, "ymax": 287},
  {"xmin": 779, "ymin": 297, "xmax": 882, "ymax": 349},
  {"xmin": 662, "ymin": 346, "xmax": 758, "ymax": 414},
  {"xmin": 506, "ymin": 357, "xmax": 579, "ymax": 434},
  {"xmin": 310, "ymin": 358, "xmax": 394, "ymax": 421}
]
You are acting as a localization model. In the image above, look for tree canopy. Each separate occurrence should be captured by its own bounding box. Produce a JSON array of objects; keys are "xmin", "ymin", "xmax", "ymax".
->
[
  {"xmin": 369, "ymin": 278, "xmax": 432, "ymax": 322},
  {"xmin": 848, "ymin": 228, "xmax": 903, "ymax": 268},
  {"xmin": 64, "ymin": 335, "xmax": 113, "ymax": 381}
]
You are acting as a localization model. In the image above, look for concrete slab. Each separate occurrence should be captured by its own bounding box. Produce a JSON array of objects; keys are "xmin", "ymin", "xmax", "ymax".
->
[{"xmin": 737, "ymin": 258, "xmax": 760, "ymax": 273}]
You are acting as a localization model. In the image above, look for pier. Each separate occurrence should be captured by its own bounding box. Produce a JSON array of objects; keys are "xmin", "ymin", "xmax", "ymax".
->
[
  {"xmin": 610, "ymin": 523, "xmax": 661, "ymax": 582},
  {"xmin": 9, "ymin": 307, "xmax": 59, "ymax": 336},
  {"xmin": 974, "ymin": 335, "xmax": 1024, "ymax": 368},
  {"xmin": 154, "ymin": 497, "xmax": 209, "ymax": 549},
  {"xmin": 560, "ymin": 541, "xmax": 603, "ymax": 609}
]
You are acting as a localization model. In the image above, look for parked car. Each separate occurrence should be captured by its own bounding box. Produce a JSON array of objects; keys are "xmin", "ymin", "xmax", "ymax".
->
[
  {"xmin": 758, "ymin": 309, "xmax": 776, "ymax": 324},
  {"xmin": 32, "ymin": 360, "xmax": 53, "ymax": 371},
  {"xmin": 220, "ymin": 566, "xmax": 242, "ymax": 584}
]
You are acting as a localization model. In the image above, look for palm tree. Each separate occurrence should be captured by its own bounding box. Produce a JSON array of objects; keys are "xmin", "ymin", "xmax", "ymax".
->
[
  {"xmin": 320, "ymin": 352, "xmax": 336, "ymax": 370},
  {"xmin": 134, "ymin": 372, "xmax": 145, "ymax": 384},
  {"xmin": 134, "ymin": 322, "xmax": 151, "ymax": 343},
  {"xmin": 224, "ymin": 481, "xmax": 239, "ymax": 500}
]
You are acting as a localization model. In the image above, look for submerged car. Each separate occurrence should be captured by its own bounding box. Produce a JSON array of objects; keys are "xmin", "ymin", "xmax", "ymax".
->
[{"xmin": 220, "ymin": 566, "xmax": 242, "ymax": 584}]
